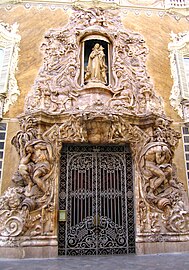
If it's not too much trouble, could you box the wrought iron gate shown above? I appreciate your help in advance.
[58,144,135,255]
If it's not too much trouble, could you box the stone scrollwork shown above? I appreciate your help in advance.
[0,187,26,237]
[0,116,55,240]
[59,114,87,143]
[138,118,189,234]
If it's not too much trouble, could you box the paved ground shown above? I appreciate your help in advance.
[0,253,189,270]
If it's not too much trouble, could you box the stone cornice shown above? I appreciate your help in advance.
[1,0,188,21]
[0,0,188,10]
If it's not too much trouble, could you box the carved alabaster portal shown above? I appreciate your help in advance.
[0,7,189,253]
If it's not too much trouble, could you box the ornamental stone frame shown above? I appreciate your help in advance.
[0,7,189,258]
[169,31,189,121]
[0,22,20,118]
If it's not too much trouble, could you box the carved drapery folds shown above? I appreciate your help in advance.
[0,7,189,249]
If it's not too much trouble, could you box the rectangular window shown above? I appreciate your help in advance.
[0,123,7,182]
[184,136,189,143]
[0,48,4,75]
[183,127,189,134]
[165,0,187,8]
[182,126,189,187]
[184,57,189,88]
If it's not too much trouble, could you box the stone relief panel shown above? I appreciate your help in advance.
[0,116,56,244]
[137,118,189,235]
[0,7,189,250]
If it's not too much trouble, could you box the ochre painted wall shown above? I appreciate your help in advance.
[122,14,188,121]
[0,5,188,192]
[0,6,69,118]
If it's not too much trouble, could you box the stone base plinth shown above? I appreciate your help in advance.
[76,85,113,110]
[0,245,58,259]
[136,241,189,255]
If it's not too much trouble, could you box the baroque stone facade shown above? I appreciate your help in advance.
[0,6,189,256]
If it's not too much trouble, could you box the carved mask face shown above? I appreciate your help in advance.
[8,194,21,209]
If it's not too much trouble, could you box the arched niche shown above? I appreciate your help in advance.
[80,35,111,86]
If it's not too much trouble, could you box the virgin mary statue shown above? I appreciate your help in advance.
[85,43,107,84]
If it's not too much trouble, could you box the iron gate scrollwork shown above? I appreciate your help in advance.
[58,145,135,255]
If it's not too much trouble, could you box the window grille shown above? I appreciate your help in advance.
[0,123,7,181]
[165,0,189,8]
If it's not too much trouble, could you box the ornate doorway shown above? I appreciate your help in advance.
[58,144,135,255]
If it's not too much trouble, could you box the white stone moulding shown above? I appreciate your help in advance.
[169,31,189,121]
[0,0,167,9]
[0,22,21,118]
